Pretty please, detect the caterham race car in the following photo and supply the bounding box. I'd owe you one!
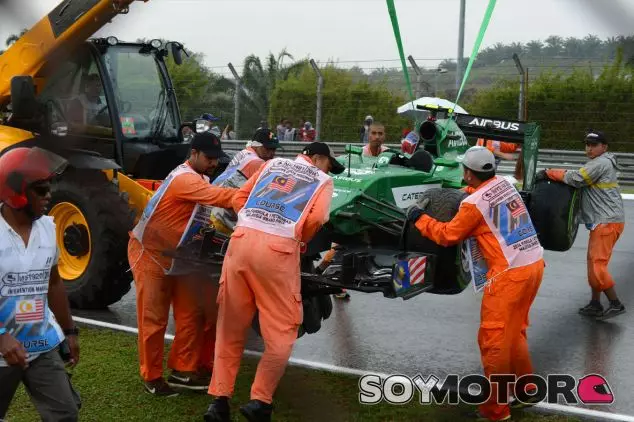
[169,105,581,337]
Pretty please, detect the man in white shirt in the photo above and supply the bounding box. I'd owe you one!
[0,147,80,421]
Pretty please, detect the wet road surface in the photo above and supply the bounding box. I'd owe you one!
[74,201,634,417]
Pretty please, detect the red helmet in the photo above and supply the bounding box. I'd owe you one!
[0,147,68,209]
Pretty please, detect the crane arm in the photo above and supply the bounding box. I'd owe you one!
[0,0,147,106]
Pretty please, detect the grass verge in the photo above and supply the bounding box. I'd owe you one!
[5,327,579,421]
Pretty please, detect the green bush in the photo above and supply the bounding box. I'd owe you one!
[464,52,634,152]
[270,66,411,142]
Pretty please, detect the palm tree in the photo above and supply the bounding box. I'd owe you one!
[235,49,308,123]
[0,29,27,55]
[525,40,543,57]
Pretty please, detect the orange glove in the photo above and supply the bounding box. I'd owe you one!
[545,169,566,182]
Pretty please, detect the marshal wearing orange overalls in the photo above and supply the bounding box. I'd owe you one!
[204,142,345,422]
[408,146,545,421]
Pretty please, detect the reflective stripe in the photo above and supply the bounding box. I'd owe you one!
[579,167,594,185]
[592,182,619,189]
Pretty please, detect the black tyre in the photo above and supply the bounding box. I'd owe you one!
[405,188,470,294]
[528,178,581,252]
[48,169,135,309]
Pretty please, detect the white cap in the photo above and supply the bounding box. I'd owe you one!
[462,146,496,172]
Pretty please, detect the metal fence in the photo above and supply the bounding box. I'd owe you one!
[221,140,634,186]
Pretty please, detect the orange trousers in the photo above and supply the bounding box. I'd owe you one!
[128,238,217,381]
[208,228,303,403]
[587,223,624,292]
[478,260,544,421]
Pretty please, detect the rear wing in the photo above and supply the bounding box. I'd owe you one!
[414,104,541,192]
[454,113,528,144]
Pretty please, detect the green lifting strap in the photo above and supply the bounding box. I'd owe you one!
[386,0,414,103]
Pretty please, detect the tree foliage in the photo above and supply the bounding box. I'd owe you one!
[0,29,27,55]
[464,50,634,151]
[270,65,410,142]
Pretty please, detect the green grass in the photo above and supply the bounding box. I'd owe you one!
[5,327,579,421]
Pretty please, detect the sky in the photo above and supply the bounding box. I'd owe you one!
[1,0,633,76]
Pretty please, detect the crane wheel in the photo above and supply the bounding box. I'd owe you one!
[48,169,135,309]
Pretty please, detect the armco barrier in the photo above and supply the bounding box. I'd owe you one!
[221,140,634,186]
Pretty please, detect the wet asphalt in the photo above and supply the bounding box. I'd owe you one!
[74,201,634,417]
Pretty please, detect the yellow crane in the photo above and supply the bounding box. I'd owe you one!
[0,0,192,309]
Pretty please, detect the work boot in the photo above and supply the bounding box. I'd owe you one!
[144,378,179,397]
[596,301,626,321]
[203,396,231,422]
[578,300,603,317]
[239,399,274,422]
[509,390,541,410]
[167,370,209,391]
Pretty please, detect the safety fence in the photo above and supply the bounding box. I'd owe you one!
[221,140,634,186]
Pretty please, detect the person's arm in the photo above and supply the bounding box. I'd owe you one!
[233,165,266,213]
[414,202,483,247]
[547,158,605,188]
[48,264,79,366]
[300,181,334,243]
[171,173,237,208]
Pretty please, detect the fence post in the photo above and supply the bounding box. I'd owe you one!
[512,53,526,182]
[407,55,423,97]
[310,59,323,140]
[228,62,241,138]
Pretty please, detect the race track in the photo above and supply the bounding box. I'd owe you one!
[74,201,634,417]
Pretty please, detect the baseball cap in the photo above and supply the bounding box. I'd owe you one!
[251,129,280,149]
[200,113,220,122]
[302,142,345,175]
[584,130,607,145]
[462,146,496,172]
[191,132,229,161]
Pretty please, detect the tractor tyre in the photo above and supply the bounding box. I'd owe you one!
[528,178,581,252]
[405,187,469,294]
[48,170,135,309]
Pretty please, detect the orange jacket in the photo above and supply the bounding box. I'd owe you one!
[233,155,333,244]
[476,139,519,154]
[416,178,525,276]
[131,162,237,267]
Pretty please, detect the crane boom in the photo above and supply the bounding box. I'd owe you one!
[0,0,145,105]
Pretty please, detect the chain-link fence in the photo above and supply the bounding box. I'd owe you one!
[171,53,633,151]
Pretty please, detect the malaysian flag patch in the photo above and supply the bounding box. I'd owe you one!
[393,256,428,294]
[15,299,45,324]
[269,176,297,193]
[506,198,525,219]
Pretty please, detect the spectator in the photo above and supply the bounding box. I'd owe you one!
[201,113,222,138]
[283,120,296,142]
[359,115,373,144]
[221,125,235,140]
[362,122,388,157]
[299,121,316,142]
[276,118,287,140]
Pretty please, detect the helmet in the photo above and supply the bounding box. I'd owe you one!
[0,147,68,209]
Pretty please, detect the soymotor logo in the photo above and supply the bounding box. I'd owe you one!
[359,373,614,406]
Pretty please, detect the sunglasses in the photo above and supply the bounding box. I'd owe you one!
[29,184,51,197]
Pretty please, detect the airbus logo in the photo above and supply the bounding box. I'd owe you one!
[469,118,520,131]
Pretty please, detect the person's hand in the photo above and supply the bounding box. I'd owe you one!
[406,198,431,222]
[0,332,28,368]
[66,335,80,368]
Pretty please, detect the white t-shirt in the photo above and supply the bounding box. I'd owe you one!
[0,205,64,366]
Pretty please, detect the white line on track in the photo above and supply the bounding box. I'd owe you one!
[72,316,634,421]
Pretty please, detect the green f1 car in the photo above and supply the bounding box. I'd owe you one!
[172,104,581,336]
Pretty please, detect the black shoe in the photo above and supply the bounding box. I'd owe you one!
[144,378,179,397]
[167,370,209,391]
[239,399,273,422]
[203,396,230,422]
[579,301,603,317]
[596,302,626,321]
[509,391,541,410]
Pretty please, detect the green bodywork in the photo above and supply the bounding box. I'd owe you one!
[324,114,541,242]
